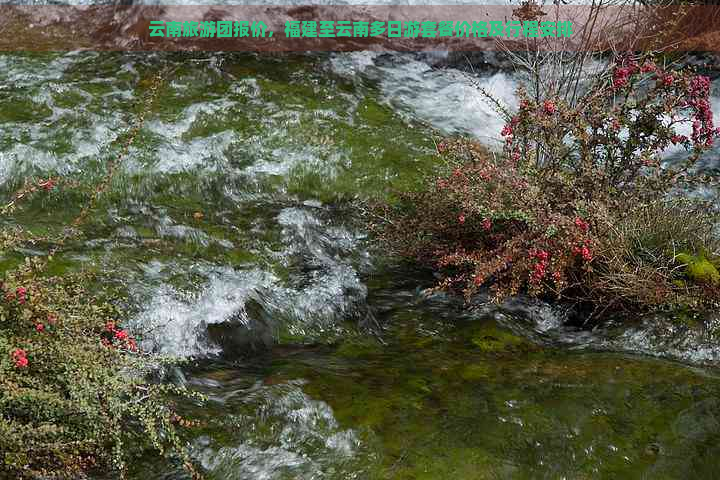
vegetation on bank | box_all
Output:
[0,257,201,479]
[372,57,720,319]
[0,68,204,479]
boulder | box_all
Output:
[206,298,275,357]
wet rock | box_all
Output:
[470,290,720,366]
[589,311,720,366]
[206,298,275,357]
[470,323,528,353]
[417,50,514,74]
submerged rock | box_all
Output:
[462,289,720,366]
[470,323,527,353]
[417,50,514,74]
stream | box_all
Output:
[2,50,720,478]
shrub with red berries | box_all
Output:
[502,57,719,202]
[0,262,202,478]
[372,138,599,302]
[372,56,720,314]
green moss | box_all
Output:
[357,98,394,127]
[676,253,720,285]
[0,97,53,123]
[460,364,490,381]
[688,260,720,285]
[405,375,433,394]
[225,249,258,266]
[78,81,114,97]
[470,324,526,353]
[335,337,383,359]
[51,90,87,109]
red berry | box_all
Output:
[543,100,557,114]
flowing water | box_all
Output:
[3,50,720,479]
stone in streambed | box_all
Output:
[206,298,275,357]
[470,324,526,353]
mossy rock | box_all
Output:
[676,253,720,286]
[460,364,490,381]
[470,324,526,353]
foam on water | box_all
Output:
[0,52,367,213]
[125,204,368,357]
[330,51,518,147]
[194,381,364,480]
[274,206,368,339]
[130,265,278,357]
[0,53,135,184]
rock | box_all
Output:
[206,298,275,357]
[471,324,526,353]
[416,51,514,74]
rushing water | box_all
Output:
[2,50,720,478]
